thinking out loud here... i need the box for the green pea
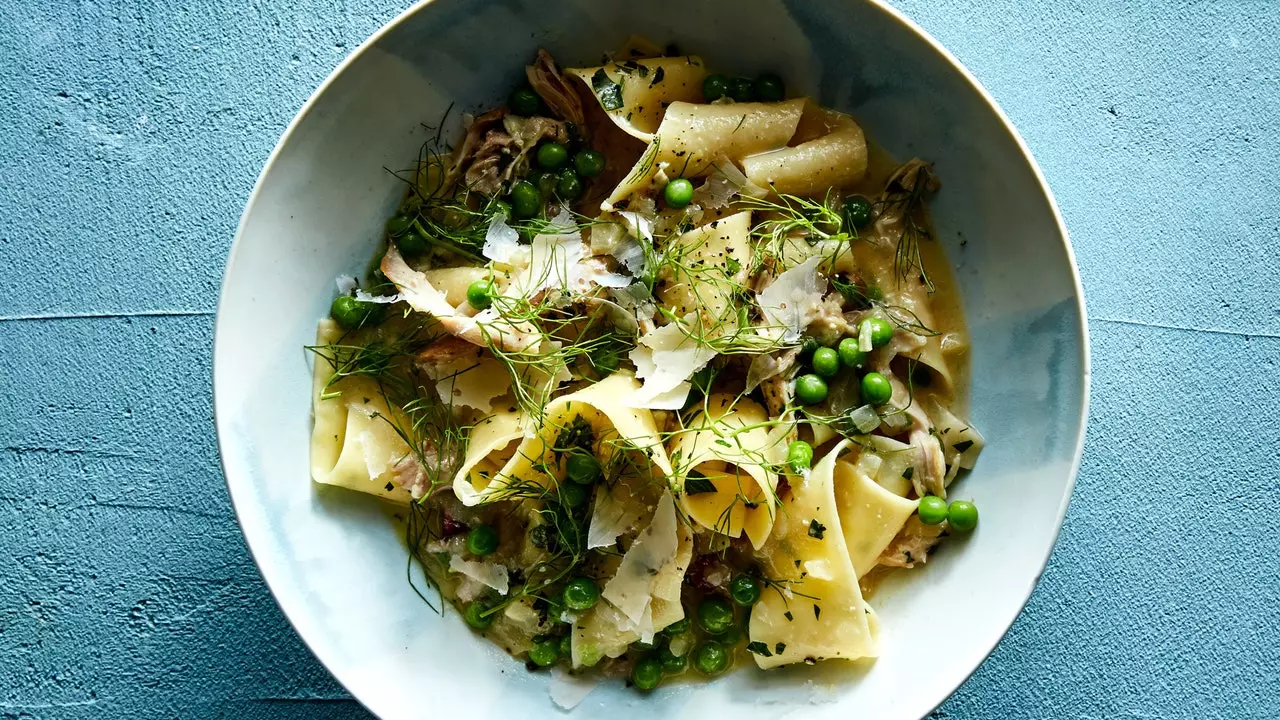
[659,647,687,674]
[563,578,600,611]
[529,523,556,550]
[330,295,382,330]
[385,213,413,236]
[509,86,541,116]
[591,347,619,376]
[948,500,979,532]
[559,481,588,508]
[397,229,429,256]
[529,639,559,667]
[917,495,948,525]
[728,575,762,606]
[631,656,662,691]
[463,601,494,630]
[509,180,542,218]
[800,335,820,359]
[812,347,841,378]
[559,634,573,658]
[573,149,606,178]
[794,374,828,405]
[465,524,499,556]
[532,170,559,199]
[862,316,895,348]
[694,641,729,675]
[861,372,893,406]
[754,73,785,102]
[556,169,583,200]
[843,195,873,229]
[786,440,813,473]
[536,142,570,170]
[837,337,868,369]
[466,280,494,310]
[729,77,755,102]
[696,597,735,635]
[702,74,730,101]
[565,452,602,485]
[663,177,695,209]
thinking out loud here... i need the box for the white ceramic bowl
[215,1,1089,717]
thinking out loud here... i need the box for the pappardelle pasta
[308,41,983,701]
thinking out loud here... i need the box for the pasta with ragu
[304,40,984,701]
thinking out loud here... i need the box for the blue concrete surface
[0,0,1276,718]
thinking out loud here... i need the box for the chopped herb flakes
[902,466,915,480]
[775,642,786,655]
[591,69,625,111]
[783,611,794,622]
[953,440,974,453]
[808,519,826,539]
[683,474,717,495]
[813,604,822,620]
[746,641,772,657]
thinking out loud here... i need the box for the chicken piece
[876,516,945,569]
[525,49,585,129]
[445,108,507,189]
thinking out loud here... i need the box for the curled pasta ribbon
[452,372,673,507]
[672,394,780,549]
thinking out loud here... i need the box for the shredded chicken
[525,49,585,129]
[445,108,507,189]
[746,346,800,395]
[809,292,853,344]
[415,335,482,368]
[876,516,946,569]
[445,108,568,196]
[872,159,939,237]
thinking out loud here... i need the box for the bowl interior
[215,1,1087,718]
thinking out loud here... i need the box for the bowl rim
[213,1,1091,717]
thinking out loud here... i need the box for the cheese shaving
[758,255,825,342]
[550,667,599,710]
[602,493,678,624]
[626,320,715,409]
[482,212,521,263]
[448,556,510,595]
[587,483,648,549]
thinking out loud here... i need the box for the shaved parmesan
[587,484,648,549]
[612,238,648,276]
[603,493,678,624]
[758,256,825,343]
[482,212,521,263]
[550,667,599,710]
[692,156,768,209]
[336,274,403,304]
[448,556,509,595]
[627,320,716,409]
[619,210,655,243]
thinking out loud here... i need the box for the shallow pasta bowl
[214,0,1089,717]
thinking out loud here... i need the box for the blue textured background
[2,1,1277,718]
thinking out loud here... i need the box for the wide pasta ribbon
[451,372,673,506]
[672,394,781,550]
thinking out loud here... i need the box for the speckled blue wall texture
[0,0,1276,718]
